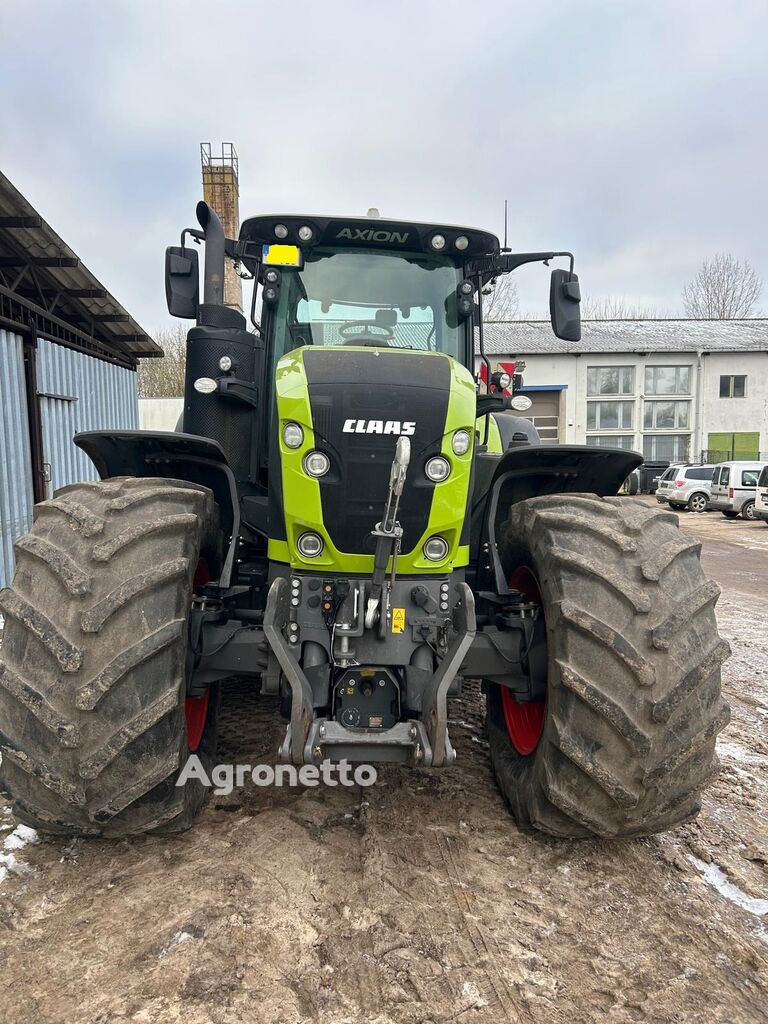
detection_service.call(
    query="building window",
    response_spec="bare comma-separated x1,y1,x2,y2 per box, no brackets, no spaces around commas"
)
643,434,690,462
643,400,690,430
586,435,636,450
587,400,634,430
719,375,746,398
587,366,634,396
645,365,691,395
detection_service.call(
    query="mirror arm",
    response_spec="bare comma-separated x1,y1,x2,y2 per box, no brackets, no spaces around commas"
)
468,250,575,285
181,227,204,247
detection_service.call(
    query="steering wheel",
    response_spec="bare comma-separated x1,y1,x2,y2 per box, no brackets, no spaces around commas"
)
339,321,395,347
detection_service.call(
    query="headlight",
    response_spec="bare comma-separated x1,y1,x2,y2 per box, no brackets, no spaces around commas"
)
218,355,232,373
452,429,471,455
425,456,451,482
297,532,324,558
423,536,449,561
282,422,304,449
193,377,217,394
497,371,511,389
303,451,330,477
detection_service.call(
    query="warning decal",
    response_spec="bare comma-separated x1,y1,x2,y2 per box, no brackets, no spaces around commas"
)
392,608,406,633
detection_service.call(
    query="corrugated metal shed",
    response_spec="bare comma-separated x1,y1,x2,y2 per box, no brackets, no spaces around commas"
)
0,174,153,589
0,329,34,589
37,338,138,493
477,319,768,355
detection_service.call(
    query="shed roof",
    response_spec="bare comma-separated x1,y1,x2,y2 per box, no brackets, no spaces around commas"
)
0,171,160,365
478,319,768,356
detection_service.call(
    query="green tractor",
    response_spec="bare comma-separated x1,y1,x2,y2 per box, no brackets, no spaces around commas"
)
0,205,729,838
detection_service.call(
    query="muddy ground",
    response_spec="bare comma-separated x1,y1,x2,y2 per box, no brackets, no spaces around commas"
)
0,497,766,1024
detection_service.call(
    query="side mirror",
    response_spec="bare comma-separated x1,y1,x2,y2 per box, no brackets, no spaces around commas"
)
165,246,199,319
549,268,581,342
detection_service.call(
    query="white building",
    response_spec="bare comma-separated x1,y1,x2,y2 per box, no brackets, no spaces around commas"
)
479,319,768,463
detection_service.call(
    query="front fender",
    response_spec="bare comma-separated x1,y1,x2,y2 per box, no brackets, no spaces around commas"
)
75,430,238,541
473,444,643,593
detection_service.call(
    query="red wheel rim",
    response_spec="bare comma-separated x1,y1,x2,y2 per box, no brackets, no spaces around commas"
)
185,692,210,752
500,566,546,756
186,558,211,752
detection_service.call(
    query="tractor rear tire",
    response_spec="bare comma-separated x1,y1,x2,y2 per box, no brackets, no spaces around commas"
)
487,494,730,838
0,477,219,837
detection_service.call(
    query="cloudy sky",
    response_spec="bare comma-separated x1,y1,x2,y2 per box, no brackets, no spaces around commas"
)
1,0,766,331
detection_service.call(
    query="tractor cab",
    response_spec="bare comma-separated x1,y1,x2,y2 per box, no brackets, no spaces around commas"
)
239,214,500,375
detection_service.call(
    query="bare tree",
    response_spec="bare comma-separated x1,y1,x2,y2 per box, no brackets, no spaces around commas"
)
138,325,187,397
682,253,762,318
581,295,660,319
481,275,519,321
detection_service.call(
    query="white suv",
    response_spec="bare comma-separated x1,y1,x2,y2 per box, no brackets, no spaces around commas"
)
655,464,715,513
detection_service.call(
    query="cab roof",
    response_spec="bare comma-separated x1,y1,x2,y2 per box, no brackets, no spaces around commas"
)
239,214,500,261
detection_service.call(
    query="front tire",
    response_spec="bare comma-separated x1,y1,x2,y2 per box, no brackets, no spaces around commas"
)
741,500,757,521
487,494,730,838
0,477,219,837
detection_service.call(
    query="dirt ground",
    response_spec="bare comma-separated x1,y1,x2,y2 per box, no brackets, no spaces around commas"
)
1,497,766,1024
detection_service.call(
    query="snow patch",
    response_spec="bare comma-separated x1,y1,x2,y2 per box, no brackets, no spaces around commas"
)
690,855,768,917
717,740,767,766
0,824,39,884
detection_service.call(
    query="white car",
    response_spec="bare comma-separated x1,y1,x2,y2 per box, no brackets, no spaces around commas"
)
709,461,768,520
754,465,768,525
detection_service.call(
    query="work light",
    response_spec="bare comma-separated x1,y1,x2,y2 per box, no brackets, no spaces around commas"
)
425,456,451,482
452,430,471,455
282,422,304,449
423,536,449,562
303,451,330,477
297,532,324,558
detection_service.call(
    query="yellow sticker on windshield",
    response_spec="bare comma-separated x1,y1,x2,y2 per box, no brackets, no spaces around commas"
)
392,608,406,633
262,244,303,267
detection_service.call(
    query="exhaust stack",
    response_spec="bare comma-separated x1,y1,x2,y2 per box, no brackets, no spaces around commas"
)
196,200,226,306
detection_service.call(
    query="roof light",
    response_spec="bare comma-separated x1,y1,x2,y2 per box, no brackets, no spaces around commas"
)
455,235,469,250
430,234,446,251
298,225,313,241
274,223,288,239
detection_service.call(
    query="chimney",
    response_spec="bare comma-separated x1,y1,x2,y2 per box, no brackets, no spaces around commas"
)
200,142,242,312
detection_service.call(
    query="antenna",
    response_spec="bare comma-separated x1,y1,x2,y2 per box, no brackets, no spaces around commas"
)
503,199,508,250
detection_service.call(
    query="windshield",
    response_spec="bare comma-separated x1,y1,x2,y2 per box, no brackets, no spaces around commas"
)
270,247,463,363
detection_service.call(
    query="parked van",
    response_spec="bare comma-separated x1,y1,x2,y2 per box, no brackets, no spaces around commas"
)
655,463,715,512
754,465,768,525
709,461,768,520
